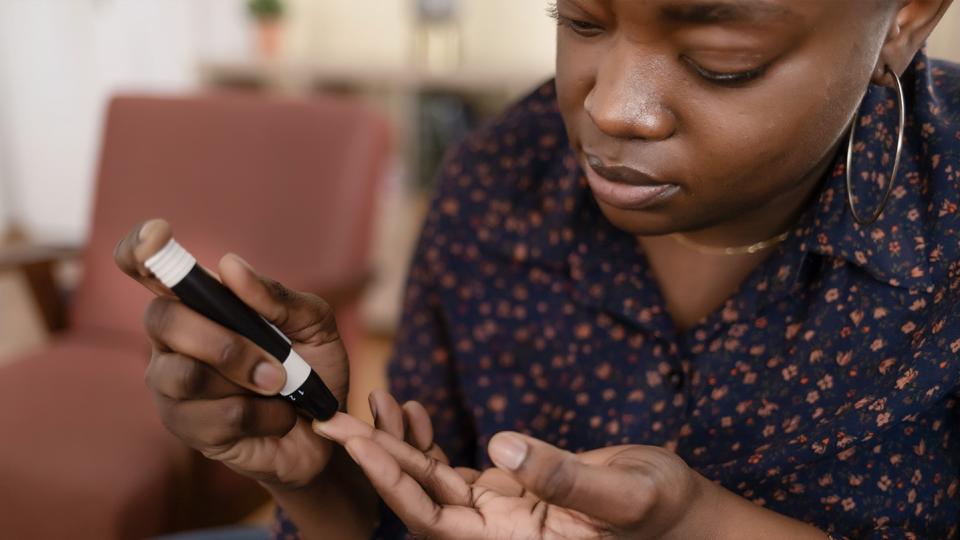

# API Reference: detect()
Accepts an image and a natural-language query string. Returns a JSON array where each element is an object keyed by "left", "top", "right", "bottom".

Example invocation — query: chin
[{"left": 594, "top": 198, "right": 687, "bottom": 237}]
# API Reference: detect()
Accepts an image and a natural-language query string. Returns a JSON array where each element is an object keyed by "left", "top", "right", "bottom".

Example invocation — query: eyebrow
[{"left": 661, "top": 1, "right": 794, "bottom": 24}]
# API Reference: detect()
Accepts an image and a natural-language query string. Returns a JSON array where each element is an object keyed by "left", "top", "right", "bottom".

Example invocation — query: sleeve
[
  {"left": 384, "top": 222, "right": 479, "bottom": 468},
  {"left": 271, "top": 506, "right": 303, "bottom": 540},
  {"left": 272, "top": 191, "right": 479, "bottom": 540}
]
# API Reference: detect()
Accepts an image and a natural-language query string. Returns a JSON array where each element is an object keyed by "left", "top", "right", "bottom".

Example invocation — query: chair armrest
[
  {"left": 0, "top": 243, "right": 83, "bottom": 333},
  {"left": 0, "top": 244, "right": 82, "bottom": 272}
]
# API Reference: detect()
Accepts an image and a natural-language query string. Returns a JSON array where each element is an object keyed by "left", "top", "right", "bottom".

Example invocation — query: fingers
[
  {"left": 369, "top": 392, "right": 449, "bottom": 465},
  {"left": 113, "top": 218, "right": 175, "bottom": 297},
  {"left": 218, "top": 254, "right": 340, "bottom": 346},
  {"left": 454, "top": 467, "right": 482, "bottom": 484},
  {"left": 470, "top": 468, "right": 527, "bottom": 498},
  {"left": 314, "top": 413, "right": 471, "bottom": 507},
  {"left": 144, "top": 297, "right": 287, "bottom": 395},
  {"left": 369, "top": 390, "right": 405, "bottom": 439},
  {"left": 145, "top": 349, "right": 246, "bottom": 400},
  {"left": 402, "top": 400, "right": 450, "bottom": 464},
  {"left": 157, "top": 394, "right": 298, "bottom": 450},
  {"left": 488, "top": 433, "right": 657, "bottom": 528},
  {"left": 343, "top": 437, "right": 483, "bottom": 539}
]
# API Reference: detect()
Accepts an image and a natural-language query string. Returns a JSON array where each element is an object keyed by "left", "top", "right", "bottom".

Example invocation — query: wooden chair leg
[{"left": 21, "top": 260, "right": 68, "bottom": 333}]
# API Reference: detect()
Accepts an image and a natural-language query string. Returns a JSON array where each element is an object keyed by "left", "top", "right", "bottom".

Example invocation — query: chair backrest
[{"left": 70, "top": 93, "right": 390, "bottom": 338}]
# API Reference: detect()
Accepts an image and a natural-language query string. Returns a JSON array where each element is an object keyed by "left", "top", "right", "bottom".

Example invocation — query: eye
[
  {"left": 683, "top": 57, "right": 768, "bottom": 86},
  {"left": 557, "top": 15, "right": 605, "bottom": 37},
  {"left": 547, "top": 3, "right": 604, "bottom": 38}
]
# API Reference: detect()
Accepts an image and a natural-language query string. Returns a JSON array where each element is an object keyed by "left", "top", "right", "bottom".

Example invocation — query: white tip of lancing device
[{"left": 145, "top": 238, "right": 197, "bottom": 288}]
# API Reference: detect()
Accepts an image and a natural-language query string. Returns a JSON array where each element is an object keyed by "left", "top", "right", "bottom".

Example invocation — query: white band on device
[
  {"left": 281, "top": 349, "right": 311, "bottom": 396},
  {"left": 145, "top": 239, "right": 197, "bottom": 288}
]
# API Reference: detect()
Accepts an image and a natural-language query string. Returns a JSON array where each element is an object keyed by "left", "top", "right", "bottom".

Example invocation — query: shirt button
[{"left": 667, "top": 369, "right": 685, "bottom": 391}]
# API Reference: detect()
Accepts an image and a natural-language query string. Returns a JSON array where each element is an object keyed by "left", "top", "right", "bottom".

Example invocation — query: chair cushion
[{"left": 0, "top": 333, "right": 189, "bottom": 539}]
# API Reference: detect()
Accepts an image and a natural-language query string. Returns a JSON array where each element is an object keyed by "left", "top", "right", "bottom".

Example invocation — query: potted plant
[{"left": 247, "top": 0, "right": 285, "bottom": 59}]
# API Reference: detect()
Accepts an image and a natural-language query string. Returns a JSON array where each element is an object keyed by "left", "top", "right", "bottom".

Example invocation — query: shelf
[{"left": 199, "top": 60, "right": 551, "bottom": 97}]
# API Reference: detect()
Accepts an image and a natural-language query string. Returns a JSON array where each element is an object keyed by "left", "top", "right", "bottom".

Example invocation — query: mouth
[{"left": 583, "top": 154, "right": 681, "bottom": 210}]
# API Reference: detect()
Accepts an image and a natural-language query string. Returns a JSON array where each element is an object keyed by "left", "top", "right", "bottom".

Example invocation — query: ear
[{"left": 873, "top": 0, "right": 954, "bottom": 86}]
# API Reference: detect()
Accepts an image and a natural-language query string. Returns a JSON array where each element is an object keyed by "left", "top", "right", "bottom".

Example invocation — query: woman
[{"left": 117, "top": 0, "right": 959, "bottom": 538}]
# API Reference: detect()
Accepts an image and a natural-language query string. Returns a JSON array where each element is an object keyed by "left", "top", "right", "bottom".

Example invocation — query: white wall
[
  {"left": 0, "top": 0, "right": 199, "bottom": 243},
  {"left": 0, "top": 1, "right": 957, "bottom": 244},
  {"left": 280, "top": 0, "right": 556, "bottom": 76},
  {"left": 929, "top": 8, "right": 960, "bottom": 62}
]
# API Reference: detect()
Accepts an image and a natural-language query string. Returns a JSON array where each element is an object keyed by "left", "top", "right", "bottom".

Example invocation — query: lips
[{"left": 583, "top": 154, "right": 681, "bottom": 210}]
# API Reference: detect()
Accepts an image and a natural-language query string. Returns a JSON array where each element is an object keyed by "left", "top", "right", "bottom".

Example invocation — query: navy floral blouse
[{"left": 276, "top": 51, "right": 960, "bottom": 539}]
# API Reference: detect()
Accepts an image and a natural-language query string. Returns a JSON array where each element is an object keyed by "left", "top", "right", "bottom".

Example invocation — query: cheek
[
  {"left": 687, "top": 58, "right": 868, "bottom": 202},
  {"left": 555, "top": 38, "right": 602, "bottom": 146}
]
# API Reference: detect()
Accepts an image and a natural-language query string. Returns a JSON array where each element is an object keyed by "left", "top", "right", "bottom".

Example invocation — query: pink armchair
[{"left": 0, "top": 92, "right": 390, "bottom": 538}]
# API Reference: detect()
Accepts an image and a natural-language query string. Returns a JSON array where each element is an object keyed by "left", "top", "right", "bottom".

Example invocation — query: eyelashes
[
  {"left": 682, "top": 57, "right": 769, "bottom": 86},
  {"left": 546, "top": 2, "right": 559, "bottom": 21},
  {"left": 547, "top": 2, "right": 769, "bottom": 87}
]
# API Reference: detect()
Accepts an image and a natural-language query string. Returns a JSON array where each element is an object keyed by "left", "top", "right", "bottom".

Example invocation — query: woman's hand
[
  {"left": 314, "top": 405, "right": 703, "bottom": 539},
  {"left": 316, "top": 396, "right": 830, "bottom": 540},
  {"left": 115, "top": 219, "right": 349, "bottom": 490}
]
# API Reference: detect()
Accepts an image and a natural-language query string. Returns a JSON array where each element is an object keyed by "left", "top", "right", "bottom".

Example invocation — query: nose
[{"left": 584, "top": 45, "right": 677, "bottom": 141}]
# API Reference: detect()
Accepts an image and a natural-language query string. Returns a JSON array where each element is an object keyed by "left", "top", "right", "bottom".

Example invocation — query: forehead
[
  {"left": 658, "top": 0, "right": 796, "bottom": 23},
  {"left": 574, "top": 0, "right": 837, "bottom": 25}
]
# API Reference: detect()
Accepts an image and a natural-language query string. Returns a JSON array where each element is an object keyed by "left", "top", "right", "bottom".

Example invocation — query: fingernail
[
  {"left": 252, "top": 361, "right": 285, "bottom": 393},
  {"left": 138, "top": 219, "right": 162, "bottom": 242},
  {"left": 312, "top": 416, "right": 343, "bottom": 440},
  {"left": 229, "top": 253, "right": 253, "bottom": 270},
  {"left": 313, "top": 420, "right": 331, "bottom": 437},
  {"left": 489, "top": 433, "right": 528, "bottom": 471}
]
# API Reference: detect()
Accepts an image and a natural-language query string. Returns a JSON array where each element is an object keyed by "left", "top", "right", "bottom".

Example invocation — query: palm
[
  {"left": 315, "top": 403, "right": 699, "bottom": 540},
  {"left": 213, "top": 418, "right": 333, "bottom": 488},
  {"left": 453, "top": 468, "right": 600, "bottom": 540}
]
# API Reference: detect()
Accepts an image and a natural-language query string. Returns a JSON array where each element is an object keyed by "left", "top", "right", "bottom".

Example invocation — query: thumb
[
  {"left": 218, "top": 253, "right": 340, "bottom": 346},
  {"left": 487, "top": 432, "right": 655, "bottom": 527}
]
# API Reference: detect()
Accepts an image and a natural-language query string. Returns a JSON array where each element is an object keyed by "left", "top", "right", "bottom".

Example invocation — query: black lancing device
[{"left": 144, "top": 238, "right": 338, "bottom": 420}]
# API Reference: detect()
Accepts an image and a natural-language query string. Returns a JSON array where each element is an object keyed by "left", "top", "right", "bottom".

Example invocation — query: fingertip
[
  {"left": 251, "top": 360, "right": 286, "bottom": 395},
  {"left": 221, "top": 252, "right": 253, "bottom": 270},
  {"left": 219, "top": 253, "right": 256, "bottom": 283},
  {"left": 138, "top": 218, "right": 169, "bottom": 242},
  {"left": 132, "top": 219, "right": 173, "bottom": 275},
  {"left": 311, "top": 411, "right": 360, "bottom": 441},
  {"left": 312, "top": 419, "right": 328, "bottom": 438},
  {"left": 488, "top": 432, "right": 529, "bottom": 472},
  {"left": 402, "top": 400, "right": 434, "bottom": 451}
]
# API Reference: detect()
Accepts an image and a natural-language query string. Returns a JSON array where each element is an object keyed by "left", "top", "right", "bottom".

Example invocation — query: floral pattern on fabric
[{"left": 277, "top": 52, "right": 960, "bottom": 540}]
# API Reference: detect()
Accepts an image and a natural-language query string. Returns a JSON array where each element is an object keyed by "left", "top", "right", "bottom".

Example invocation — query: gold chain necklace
[{"left": 671, "top": 230, "right": 791, "bottom": 256}]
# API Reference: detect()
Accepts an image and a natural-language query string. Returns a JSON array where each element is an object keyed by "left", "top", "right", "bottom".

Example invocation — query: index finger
[{"left": 343, "top": 437, "right": 484, "bottom": 539}]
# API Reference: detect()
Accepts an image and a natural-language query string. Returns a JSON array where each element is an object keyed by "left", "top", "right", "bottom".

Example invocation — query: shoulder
[
  {"left": 893, "top": 56, "right": 960, "bottom": 290},
  {"left": 928, "top": 57, "right": 960, "bottom": 120}
]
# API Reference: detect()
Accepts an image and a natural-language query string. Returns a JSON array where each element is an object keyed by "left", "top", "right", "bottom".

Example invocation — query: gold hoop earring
[{"left": 846, "top": 65, "right": 906, "bottom": 226}]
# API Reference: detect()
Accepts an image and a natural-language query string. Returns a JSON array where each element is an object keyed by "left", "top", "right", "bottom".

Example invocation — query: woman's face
[{"left": 554, "top": 0, "right": 897, "bottom": 239}]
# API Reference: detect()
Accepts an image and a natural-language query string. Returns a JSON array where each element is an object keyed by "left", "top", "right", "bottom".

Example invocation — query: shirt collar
[{"left": 793, "top": 50, "right": 941, "bottom": 293}]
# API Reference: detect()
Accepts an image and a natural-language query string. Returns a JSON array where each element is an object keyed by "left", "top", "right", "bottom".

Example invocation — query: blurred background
[{"left": 0, "top": 1, "right": 957, "bottom": 538}]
